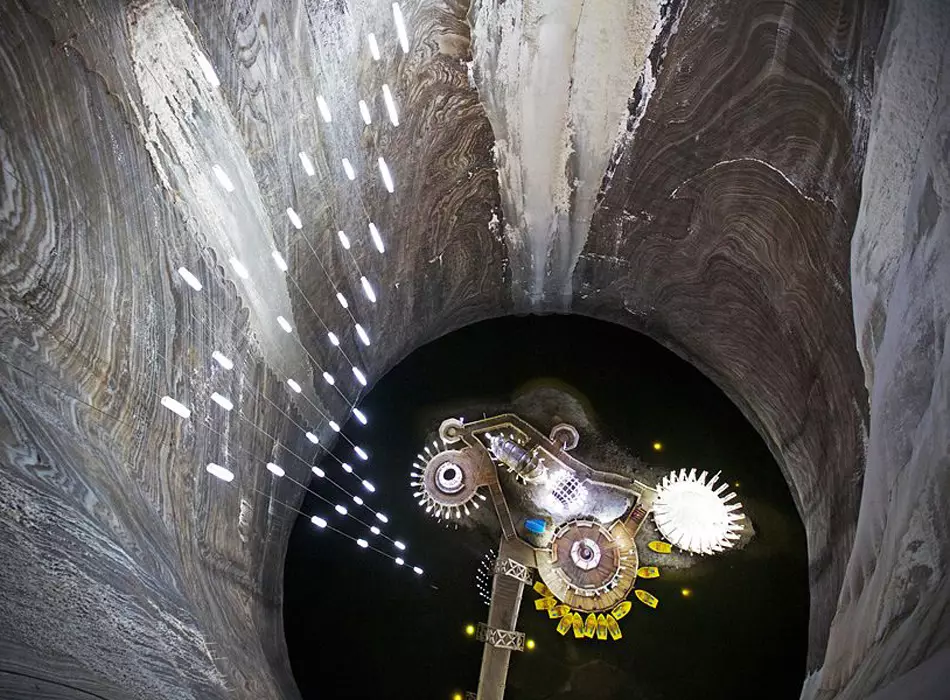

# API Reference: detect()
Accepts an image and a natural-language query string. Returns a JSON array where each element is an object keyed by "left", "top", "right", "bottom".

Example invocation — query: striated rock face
[
  {"left": 573, "top": 0, "right": 882, "bottom": 670},
  {"left": 804, "top": 1, "right": 950, "bottom": 698},
  {"left": 0, "top": 1, "right": 502, "bottom": 698},
  {"left": 2, "top": 0, "right": 946, "bottom": 699}
]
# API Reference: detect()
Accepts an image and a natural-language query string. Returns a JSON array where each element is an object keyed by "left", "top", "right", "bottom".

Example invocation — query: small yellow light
[
  {"left": 734, "top": 481, "right": 740, "bottom": 488},
  {"left": 652, "top": 441, "right": 663, "bottom": 452},
  {"left": 453, "top": 694, "right": 463, "bottom": 700},
  {"left": 465, "top": 624, "right": 475, "bottom": 636},
  {"left": 526, "top": 639, "right": 536, "bottom": 650},
  {"left": 681, "top": 588, "right": 692, "bottom": 598}
]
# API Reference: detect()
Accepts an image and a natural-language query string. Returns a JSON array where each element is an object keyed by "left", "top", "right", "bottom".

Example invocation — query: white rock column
[{"left": 469, "top": 0, "right": 664, "bottom": 308}]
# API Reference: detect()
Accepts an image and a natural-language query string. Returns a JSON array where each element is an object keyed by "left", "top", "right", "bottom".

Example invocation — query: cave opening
[{"left": 283, "top": 314, "right": 808, "bottom": 699}]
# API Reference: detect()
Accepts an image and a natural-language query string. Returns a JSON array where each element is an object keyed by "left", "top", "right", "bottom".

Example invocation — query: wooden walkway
[
  {"left": 476, "top": 539, "right": 533, "bottom": 700},
  {"left": 486, "top": 478, "right": 517, "bottom": 540}
]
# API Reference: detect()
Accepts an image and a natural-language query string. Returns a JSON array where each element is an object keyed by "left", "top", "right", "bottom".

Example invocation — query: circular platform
[
  {"left": 420, "top": 448, "right": 481, "bottom": 509},
  {"left": 536, "top": 519, "right": 638, "bottom": 612}
]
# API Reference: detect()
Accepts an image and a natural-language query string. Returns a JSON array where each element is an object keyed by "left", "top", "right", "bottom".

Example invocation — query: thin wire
[
  {"left": 281, "top": 267, "right": 358, "bottom": 368},
  {"left": 221, "top": 267, "right": 361, "bottom": 409},
  {"left": 0, "top": 354, "right": 412, "bottom": 567},
  {"left": 1, "top": 304, "right": 393, "bottom": 531},
  {"left": 2, "top": 24, "right": 421, "bottom": 574},
  {"left": 12, "top": 260, "right": 369, "bottom": 458},
  {"left": 283, "top": 209, "right": 378, "bottom": 355},
  {"left": 3, "top": 140, "right": 366, "bottom": 433},
  {"left": 0, "top": 349, "right": 396, "bottom": 542},
  {"left": 246, "top": 484, "right": 411, "bottom": 565},
  {"left": 135, "top": 53, "right": 371, "bottom": 367}
]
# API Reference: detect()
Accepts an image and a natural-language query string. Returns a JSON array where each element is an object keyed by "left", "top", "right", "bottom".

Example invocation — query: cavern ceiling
[{"left": 1, "top": 0, "right": 948, "bottom": 699}]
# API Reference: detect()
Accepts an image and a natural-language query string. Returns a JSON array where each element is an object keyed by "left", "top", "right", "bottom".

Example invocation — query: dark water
[{"left": 284, "top": 315, "right": 808, "bottom": 699}]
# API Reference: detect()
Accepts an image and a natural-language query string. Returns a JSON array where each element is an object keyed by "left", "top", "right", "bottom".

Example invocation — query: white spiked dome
[{"left": 653, "top": 468, "right": 745, "bottom": 555}]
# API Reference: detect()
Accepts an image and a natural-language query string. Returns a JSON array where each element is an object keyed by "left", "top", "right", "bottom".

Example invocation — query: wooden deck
[
  {"left": 486, "top": 478, "right": 517, "bottom": 540},
  {"left": 535, "top": 520, "right": 638, "bottom": 613},
  {"left": 476, "top": 539, "right": 533, "bottom": 700}
]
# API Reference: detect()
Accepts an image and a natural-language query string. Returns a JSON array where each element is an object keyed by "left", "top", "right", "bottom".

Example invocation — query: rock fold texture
[{"left": 1, "top": 0, "right": 947, "bottom": 699}]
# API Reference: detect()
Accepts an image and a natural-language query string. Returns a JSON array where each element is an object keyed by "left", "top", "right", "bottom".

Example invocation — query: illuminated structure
[
  {"left": 653, "top": 468, "right": 745, "bottom": 554},
  {"left": 412, "top": 414, "right": 746, "bottom": 700},
  {"left": 475, "top": 551, "right": 497, "bottom": 607}
]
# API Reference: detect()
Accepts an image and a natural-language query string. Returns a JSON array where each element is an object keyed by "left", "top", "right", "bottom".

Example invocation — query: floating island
[{"left": 411, "top": 413, "right": 749, "bottom": 658}]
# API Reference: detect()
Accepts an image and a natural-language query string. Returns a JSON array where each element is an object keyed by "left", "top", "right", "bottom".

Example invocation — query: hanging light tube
[
  {"left": 378, "top": 158, "right": 395, "bottom": 193},
  {"left": 355, "top": 324, "right": 371, "bottom": 346},
  {"left": 206, "top": 462, "right": 234, "bottom": 482},
  {"left": 177, "top": 267, "right": 203, "bottom": 291},
  {"left": 195, "top": 51, "right": 220, "bottom": 87},
  {"left": 317, "top": 95, "right": 332, "bottom": 122},
  {"left": 382, "top": 84, "right": 400, "bottom": 126},
  {"left": 211, "top": 351, "right": 233, "bottom": 370},
  {"left": 368, "top": 223, "right": 385, "bottom": 253},
  {"left": 367, "top": 33, "right": 381, "bottom": 61},
  {"left": 229, "top": 257, "right": 249, "bottom": 279},
  {"left": 298, "top": 151, "right": 315, "bottom": 176},
  {"left": 360, "top": 276, "right": 377, "bottom": 303},
  {"left": 286, "top": 207, "right": 303, "bottom": 229},
  {"left": 161, "top": 396, "right": 191, "bottom": 419},
  {"left": 392, "top": 3, "right": 409, "bottom": 54},
  {"left": 210, "top": 392, "right": 233, "bottom": 411},
  {"left": 212, "top": 165, "right": 235, "bottom": 192}
]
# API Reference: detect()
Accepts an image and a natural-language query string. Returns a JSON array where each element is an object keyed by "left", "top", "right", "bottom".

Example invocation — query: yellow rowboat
[
  {"left": 596, "top": 614, "right": 608, "bottom": 641},
  {"left": 556, "top": 615, "right": 572, "bottom": 636},
  {"left": 648, "top": 540, "right": 672, "bottom": 554},
  {"left": 611, "top": 600, "right": 632, "bottom": 620},
  {"left": 549, "top": 604, "right": 571, "bottom": 619},
  {"left": 534, "top": 596, "right": 556, "bottom": 611},
  {"left": 584, "top": 613, "right": 597, "bottom": 638},
  {"left": 533, "top": 581, "right": 552, "bottom": 596},
  {"left": 572, "top": 612, "right": 585, "bottom": 638},
  {"left": 635, "top": 589, "right": 659, "bottom": 608},
  {"left": 605, "top": 613, "right": 622, "bottom": 640},
  {"left": 637, "top": 566, "right": 660, "bottom": 579}
]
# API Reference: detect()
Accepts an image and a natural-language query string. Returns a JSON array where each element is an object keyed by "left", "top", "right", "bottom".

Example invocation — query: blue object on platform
[{"left": 525, "top": 518, "right": 547, "bottom": 534}]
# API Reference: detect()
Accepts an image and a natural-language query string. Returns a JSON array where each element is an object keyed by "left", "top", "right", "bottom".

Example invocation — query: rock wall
[
  {"left": 571, "top": 0, "right": 883, "bottom": 668},
  {"left": 803, "top": 1, "right": 950, "bottom": 697},
  {"left": 0, "top": 0, "right": 502, "bottom": 698},
  {"left": 5, "top": 0, "right": 944, "bottom": 699}
]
